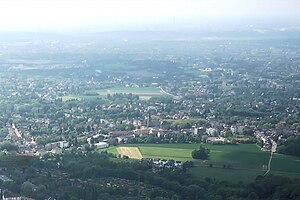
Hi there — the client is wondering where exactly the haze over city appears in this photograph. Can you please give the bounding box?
[0,0,299,32]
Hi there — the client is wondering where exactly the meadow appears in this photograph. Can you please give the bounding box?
[106,143,300,183]
[61,87,169,101]
[95,87,168,100]
[61,95,101,102]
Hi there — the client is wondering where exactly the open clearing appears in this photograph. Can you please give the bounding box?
[61,95,103,102]
[117,147,143,160]
[61,87,170,101]
[95,87,169,100]
[106,143,300,183]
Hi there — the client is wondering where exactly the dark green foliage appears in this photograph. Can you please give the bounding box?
[191,145,210,159]
[278,136,300,156]
[1,151,300,199]
[0,141,18,151]
[246,175,300,200]
[0,155,32,168]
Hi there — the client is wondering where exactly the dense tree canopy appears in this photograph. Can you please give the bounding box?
[0,141,18,151]
[278,136,300,156]
[191,145,210,160]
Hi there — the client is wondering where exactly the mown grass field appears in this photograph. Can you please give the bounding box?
[95,87,168,100]
[61,87,169,101]
[105,143,300,183]
[61,95,103,102]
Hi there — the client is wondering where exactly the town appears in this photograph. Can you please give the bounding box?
[0,30,299,199]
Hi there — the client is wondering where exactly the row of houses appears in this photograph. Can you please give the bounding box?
[254,131,273,150]
[142,158,183,169]
[108,127,167,138]
[194,125,255,136]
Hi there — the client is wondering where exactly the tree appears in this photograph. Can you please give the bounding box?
[86,125,91,132]
[21,181,33,197]
[34,185,47,199]
[191,145,210,160]
[0,141,18,151]
[0,128,9,137]
[183,161,194,169]
[278,136,300,156]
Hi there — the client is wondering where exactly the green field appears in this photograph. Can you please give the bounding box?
[106,143,300,183]
[95,87,168,100]
[61,95,102,101]
[62,87,170,101]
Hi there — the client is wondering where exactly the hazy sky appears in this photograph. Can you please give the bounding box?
[0,0,299,32]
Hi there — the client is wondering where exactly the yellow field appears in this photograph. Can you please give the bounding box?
[117,147,143,160]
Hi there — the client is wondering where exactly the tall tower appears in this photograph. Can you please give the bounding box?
[146,112,151,127]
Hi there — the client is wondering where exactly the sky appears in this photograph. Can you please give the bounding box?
[0,0,299,32]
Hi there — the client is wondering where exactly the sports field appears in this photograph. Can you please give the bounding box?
[95,87,168,100]
[106,143,300,183]
[61,87,170,101]
[117,147,143,159]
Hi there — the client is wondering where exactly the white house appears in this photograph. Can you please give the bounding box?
[45,141,69,151]
[94,142,109,149]
[206,137,226,144]
[206,128,219,136]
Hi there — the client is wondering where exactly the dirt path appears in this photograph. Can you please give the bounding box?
[264,140,277,176]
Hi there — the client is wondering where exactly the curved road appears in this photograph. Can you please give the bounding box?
[159,87,181,99]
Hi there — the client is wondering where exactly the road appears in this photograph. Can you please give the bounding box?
[159,87,181,100]
[264,139,277,176]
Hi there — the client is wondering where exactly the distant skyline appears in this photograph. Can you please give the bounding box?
[0,0,299,32]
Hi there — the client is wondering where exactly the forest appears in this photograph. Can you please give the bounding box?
[0,151,299,200]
